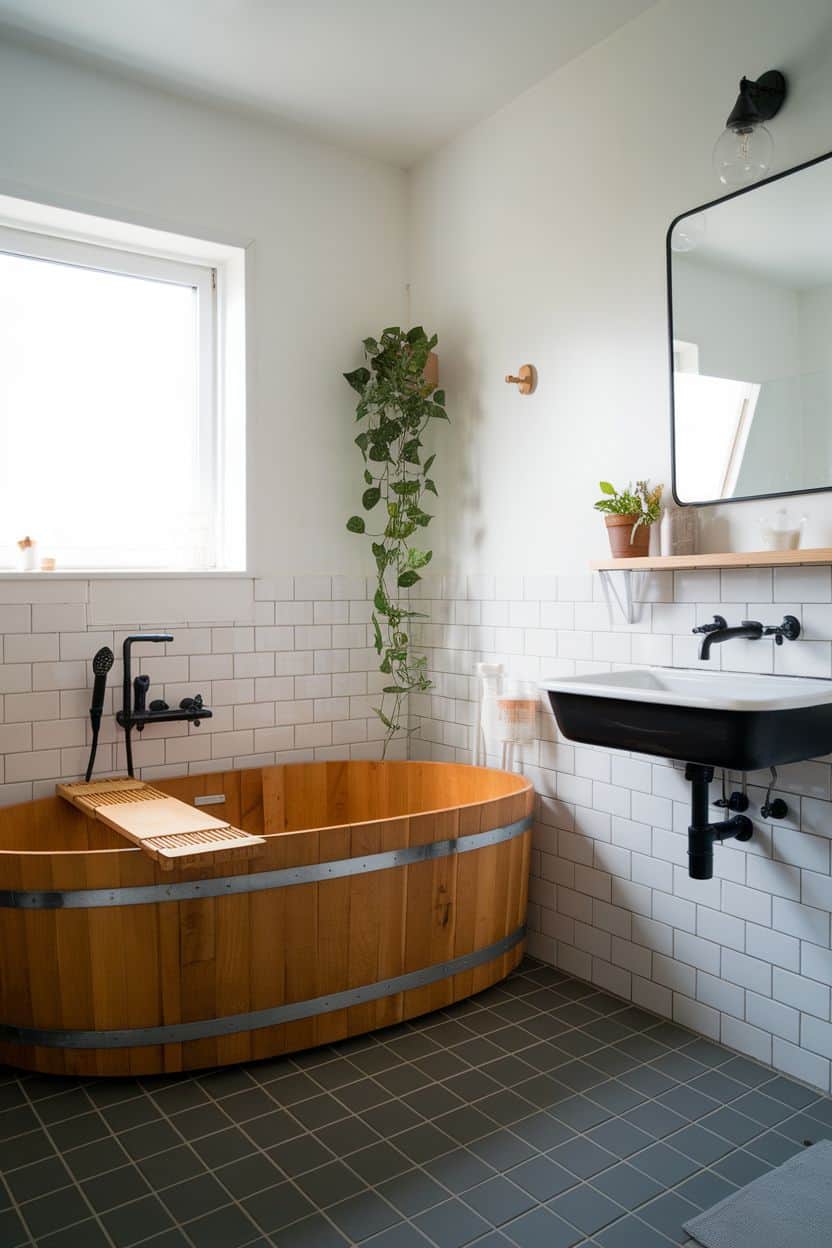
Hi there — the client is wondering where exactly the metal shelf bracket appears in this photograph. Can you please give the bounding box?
[598,568,643,625]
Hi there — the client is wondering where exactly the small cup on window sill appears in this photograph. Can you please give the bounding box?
[40,557,56,572]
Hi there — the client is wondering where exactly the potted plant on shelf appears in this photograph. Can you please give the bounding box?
[594,480,663,558]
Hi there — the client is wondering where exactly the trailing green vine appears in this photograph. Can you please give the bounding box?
[344,326,448,755]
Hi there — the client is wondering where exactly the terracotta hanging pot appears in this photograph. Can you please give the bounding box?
[605,514,650,558]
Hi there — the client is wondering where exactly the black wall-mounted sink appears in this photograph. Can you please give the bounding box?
[542,668,832,772]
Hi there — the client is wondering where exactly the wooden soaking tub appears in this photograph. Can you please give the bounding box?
[0,761,533,1077]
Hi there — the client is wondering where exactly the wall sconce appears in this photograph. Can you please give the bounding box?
[713,70,787,188]
[505,364,537,395]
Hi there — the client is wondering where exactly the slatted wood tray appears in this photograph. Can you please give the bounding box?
[57,778,266,870]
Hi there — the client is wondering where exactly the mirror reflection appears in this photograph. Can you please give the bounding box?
[669,152,832,505]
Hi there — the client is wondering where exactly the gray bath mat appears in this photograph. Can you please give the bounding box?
[683,1138,832,1248]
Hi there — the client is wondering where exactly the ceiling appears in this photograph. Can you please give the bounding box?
[0,0,658,166]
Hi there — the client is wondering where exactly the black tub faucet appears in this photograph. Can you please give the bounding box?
[693,614,800,660]
[116,633,212,777]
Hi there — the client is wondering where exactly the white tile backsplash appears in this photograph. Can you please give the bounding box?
[412,566,832,1093]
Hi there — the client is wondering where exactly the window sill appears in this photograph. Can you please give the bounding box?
[0,570,251,580]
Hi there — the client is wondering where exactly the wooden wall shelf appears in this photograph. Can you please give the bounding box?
[591,548,832,572]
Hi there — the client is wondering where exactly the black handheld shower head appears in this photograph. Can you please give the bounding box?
[86,646,115,783]
[91,646,114,711]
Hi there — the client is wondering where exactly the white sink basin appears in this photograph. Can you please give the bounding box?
[543,668,832,712]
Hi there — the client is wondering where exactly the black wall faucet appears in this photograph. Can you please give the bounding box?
[693,614,801,660]
[116,633,212,777]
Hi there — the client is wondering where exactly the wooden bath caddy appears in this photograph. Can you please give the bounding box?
[57,778,266,870]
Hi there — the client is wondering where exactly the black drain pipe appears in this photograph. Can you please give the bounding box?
[685,764,753,879]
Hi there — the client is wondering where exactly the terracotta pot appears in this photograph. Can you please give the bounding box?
[605,514,650,558]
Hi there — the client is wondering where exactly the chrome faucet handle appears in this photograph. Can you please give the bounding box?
[692,615,727,635]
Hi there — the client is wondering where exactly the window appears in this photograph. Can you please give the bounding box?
[0,217,244,571]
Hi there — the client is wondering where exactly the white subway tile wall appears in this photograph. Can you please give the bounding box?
[410,568,832,1094]
[0,576,404,808]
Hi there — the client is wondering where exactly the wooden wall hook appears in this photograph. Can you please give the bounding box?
[505,364,537,395]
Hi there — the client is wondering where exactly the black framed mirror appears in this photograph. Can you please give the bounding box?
[668,149,832,507]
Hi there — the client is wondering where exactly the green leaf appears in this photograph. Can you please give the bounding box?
[425,479,438,496]
[372,613,383,653]
[423,454,435,474]
[391,480,420,496]
[374,586,389,614]
[375,707,395,730]
[369,443,391,462]
[363,469,373,485]
[383,685,411,694]
[433,389,445,406]
[599,481,616,495]
[397,570,421,588]
[402,439,421,464]
[354,431,369,456]
[406,326,426,344]
[362,487,381,510]
[431,405,450,420]
[346,515,365,534]
[344,367,370,394]
[362,337,378,354]
[407,548,432,569]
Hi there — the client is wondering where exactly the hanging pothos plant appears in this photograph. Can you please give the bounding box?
[344,326,448,755]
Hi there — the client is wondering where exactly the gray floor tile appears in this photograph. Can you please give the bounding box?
[623,1102,687,1139]
[364,1223,432,1247]
[665,1124,733,1164]
[549,1136,617,1179]
[712,1147,772,1186]
[349,1141,411,1185]
[19,1185,91,1239]
[461,1175,535,1225]
[272,1212,348,1246]
[511,1112,574,1151]
[590,1161,663,1211]
[81,1163,151,1212]
[698,1105,763,1146]
[185,1202,261,1247]
[378,1168,448,1216]
[268,1133,333,1176]
[628,1143,698,1186]
[217,1151,284,1199]
[552,1095,609,1131]
[586,1118,654,1159]
[159,1172,231,1221]
[38,1218,112,1247]
[639,1191,700,1245]
[469,1130,536,1172]
[501,1205,582,1247]
[424,1147,495,1193]
[243,1180,316,1233]
[760,1076,818,1109]
[5,1156,71,1203]
[675,1169,736,1209]
[0,1208,29,1248]
[138,1145,207,1190]
[596,1214,677,1248]
[329,1190,402,1241]
[101,1195,174,1246]
[508,1154,578,1201]
[413,1196,490,1247]
[296,1159,367,1208]
[745,1130,802,1165]
[550,1182,625,1234]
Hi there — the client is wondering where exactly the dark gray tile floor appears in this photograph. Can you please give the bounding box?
[2,958,831,1248]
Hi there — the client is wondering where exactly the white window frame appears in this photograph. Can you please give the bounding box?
[0,195,247,575]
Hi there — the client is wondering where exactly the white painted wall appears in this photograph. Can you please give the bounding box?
[0,37,407,577]
[409,0,832,571]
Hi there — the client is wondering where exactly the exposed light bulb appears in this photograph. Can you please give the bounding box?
[712,124,774,188]
[670,213,706,253]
